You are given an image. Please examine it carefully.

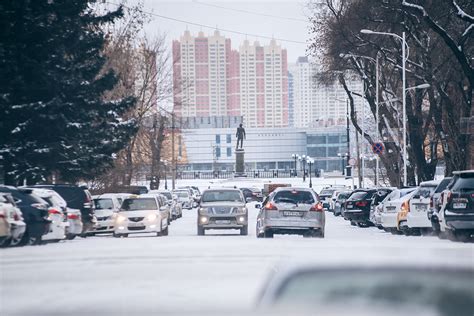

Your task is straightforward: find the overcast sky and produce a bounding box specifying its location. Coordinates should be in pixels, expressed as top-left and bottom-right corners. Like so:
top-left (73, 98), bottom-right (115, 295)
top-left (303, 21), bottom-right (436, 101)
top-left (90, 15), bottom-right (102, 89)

top-left (124, 0), bottom-right (313, 62)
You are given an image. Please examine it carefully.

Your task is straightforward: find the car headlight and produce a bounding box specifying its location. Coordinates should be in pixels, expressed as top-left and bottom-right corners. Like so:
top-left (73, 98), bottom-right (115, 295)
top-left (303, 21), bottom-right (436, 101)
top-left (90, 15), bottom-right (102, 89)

top-left (147, 214), bottom-right (157, 221)
top-left (199, 208), bottom-right (208, 215)
top-left (233, 207), bottom-right (247, 214)
top-left (199, 216), bottom-right (209, 224)
top-left (116, 215), bottom-right (127, 223)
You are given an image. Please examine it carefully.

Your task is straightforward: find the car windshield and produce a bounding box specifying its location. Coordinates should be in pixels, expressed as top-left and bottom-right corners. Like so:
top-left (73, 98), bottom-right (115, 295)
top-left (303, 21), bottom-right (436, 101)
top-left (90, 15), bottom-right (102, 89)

top-left (417, 186), bottom-right (436, 198)
top-left (347, 191), bottom-right (369, 201)
top-left (201, 191), bottom-right (243, 203)
top-left (94, 198), bottom-right (114, 210)
top-left (121, 198), bottom-right (157, 211)
top-left (274, 190), bottom-right (315, 204)
top-left (452, 174), bottom-right (474, 191)
top-left (160, 192), bottom-right (172, 199)
top-left (320, 189), bottom-right (335, 196)
top-left (337, 192), bottom-right (351, 200)
top-left (175, 192), bottom-right (189, 198)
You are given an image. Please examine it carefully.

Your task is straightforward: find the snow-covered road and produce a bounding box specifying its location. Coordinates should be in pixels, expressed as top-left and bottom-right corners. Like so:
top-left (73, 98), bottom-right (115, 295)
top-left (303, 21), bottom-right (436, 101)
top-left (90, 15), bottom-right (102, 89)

top-left (1, 178), bottom-right (473, 315)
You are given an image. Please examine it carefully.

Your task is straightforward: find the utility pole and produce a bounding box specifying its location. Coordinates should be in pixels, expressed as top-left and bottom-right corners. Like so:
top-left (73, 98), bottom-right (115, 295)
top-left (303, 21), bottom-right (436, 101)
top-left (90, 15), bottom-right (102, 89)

top-left (171, 112), bottom-right (176, 190)
top-left (346, 99), bottom-right (351, 177)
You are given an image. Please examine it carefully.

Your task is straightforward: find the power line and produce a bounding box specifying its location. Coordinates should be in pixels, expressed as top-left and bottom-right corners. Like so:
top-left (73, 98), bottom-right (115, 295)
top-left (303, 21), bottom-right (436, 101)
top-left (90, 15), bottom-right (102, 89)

top-left (192, 0), bottom-right (308, 23)
top-left (105, 1), bottom-right (307, 45)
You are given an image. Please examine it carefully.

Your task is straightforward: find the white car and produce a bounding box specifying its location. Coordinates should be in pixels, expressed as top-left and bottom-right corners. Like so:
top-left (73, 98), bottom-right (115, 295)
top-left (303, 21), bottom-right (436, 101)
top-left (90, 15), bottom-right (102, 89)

top-left (93, 194), bottom-right (124, 234)
top-left (173, 190), bottom-right (193, 209)
top-left (406, 180), bottom-right (440, 234)
top-left (0, 193), bottom-right (26, 247)
top-left (381, 188), bottom-right (416, 233)
top-left (65, 208), bottom-right (83, 240)
top-left (113, 195), bottom-right (169, 237)
top-left (28, 188), bottom-right (68, 242)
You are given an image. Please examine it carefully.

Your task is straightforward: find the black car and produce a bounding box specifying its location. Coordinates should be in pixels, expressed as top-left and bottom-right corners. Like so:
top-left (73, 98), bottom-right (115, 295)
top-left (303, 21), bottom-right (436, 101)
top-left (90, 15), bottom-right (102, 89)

top-left (0, 186), bottom-right (50, 245)
top-left (344, 189), bottom-right (377, 227)
top-left (30, 184), bottom-right (95, 234)
top-left (440, 170), bottom-right (474, 241)
top-left (240, 187), bottom-right (263, 202)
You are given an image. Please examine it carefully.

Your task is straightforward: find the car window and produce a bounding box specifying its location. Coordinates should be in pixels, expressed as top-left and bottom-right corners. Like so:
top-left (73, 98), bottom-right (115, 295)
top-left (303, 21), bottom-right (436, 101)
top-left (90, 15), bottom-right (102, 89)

top-left (201, 191), bottom-right (243, 203)
top-left (435, 178), bottom-right (452, 193)
top-left (160, 192), bottom-right (172, 200)
top-left (451, 174), bottom-right (474, 191)
top-left (418, 187), bottom-right (436, 198)
top-left (347, 191), bottom-right (368, 201)
top-left (94, 198), bottom-right (114, 210)
top-left (121, 198), bottom-right (157, 211)
top-left (273, 190), bottom-right (315, 204)
top-left (320, 189), bottom-right (335, 196)
top-left (175, 191), bottom-right (189, 198)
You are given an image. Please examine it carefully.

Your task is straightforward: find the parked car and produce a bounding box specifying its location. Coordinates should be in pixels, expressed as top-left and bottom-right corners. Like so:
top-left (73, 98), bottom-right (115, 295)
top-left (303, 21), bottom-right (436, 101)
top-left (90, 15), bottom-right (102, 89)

top-left (319, 187), bottom-right (345, 212)
top-left (113, 194), bottom-right (169, 237)
top-left (240, 187), bottom-right (263, 202)
top-left (93, 194), bottom-right (124, 234)
top-left (437, 170), bottom-right (474, 242)
top-left (369, 188), bottom-right (394, 226)
top-left (65, 208), bottom-right (83, 240)
top-left (344, 189), bottom-right (377, 227)
top-left (28, 188), bottom-right (68, 242)
top-left (198, 188), bottom-right (248, 236)
top-left (428, 177), bottom-right (453, 235)
top-left (152, 190), bottom-right (182, 220)
top-left (257, 263), bottom-right (474, 315)
top-left (31, 184), bottom-right (95, 235)
top-left (380, 188), bottom-right (417, 234)
top-left (401, 180), bottom-right (440, 235)
top-left (0, 186), bottom-right (50, 245)
top-left (256, 187), bottom-right (325, 238)
top-left (333, 191), bottom-right (352, 216)
top-left (0, 193), bottom-right (26, 247)
top-left (173, 189), bottom-right (193, 209)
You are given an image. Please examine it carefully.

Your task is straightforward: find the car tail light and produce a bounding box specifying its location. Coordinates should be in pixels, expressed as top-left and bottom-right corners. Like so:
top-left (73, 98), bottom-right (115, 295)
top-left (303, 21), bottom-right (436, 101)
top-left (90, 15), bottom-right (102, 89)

top-left (430, 197), bottom-right (433, 208)
top-left (355, 201), bottom-right (368, 207)
top-left (446, 191), bottom-right (452, 204)
top-left (0, 212), bottom-right (5, 219)
top-left (264, 202), bottom-right (278, 210)
top-left (310, 203), bottom-right (324, 212)
top-left (13, 213), bottom-right (21, 221)
top-left (401, 201), bottom-right (410, 212)
top-left (68, 214), bottom-right (80, 220)
top-left (48, 208), bottom-right (61, 215)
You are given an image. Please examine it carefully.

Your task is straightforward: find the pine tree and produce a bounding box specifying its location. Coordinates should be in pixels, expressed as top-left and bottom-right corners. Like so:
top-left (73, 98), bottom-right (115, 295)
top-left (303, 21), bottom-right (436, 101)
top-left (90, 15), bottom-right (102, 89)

top-left (0, 0), bottom-right (137, 185)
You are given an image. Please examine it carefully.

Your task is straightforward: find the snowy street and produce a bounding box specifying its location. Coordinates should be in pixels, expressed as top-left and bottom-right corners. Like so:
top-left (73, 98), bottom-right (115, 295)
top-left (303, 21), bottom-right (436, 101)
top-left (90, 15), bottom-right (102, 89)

top-left (1, 178), bottom-right (473, 315)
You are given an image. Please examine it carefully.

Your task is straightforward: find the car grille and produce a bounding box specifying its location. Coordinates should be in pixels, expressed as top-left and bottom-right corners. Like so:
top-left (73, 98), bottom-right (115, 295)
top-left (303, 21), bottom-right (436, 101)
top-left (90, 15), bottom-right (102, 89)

top-left (97, 216), bottom-right (109, 221)
top-left (209, 207), bottom-right (235, 215)
top-left (128, 226), bottom-right (145, 231)
top-left (128, 217), bottom-right (144, 222)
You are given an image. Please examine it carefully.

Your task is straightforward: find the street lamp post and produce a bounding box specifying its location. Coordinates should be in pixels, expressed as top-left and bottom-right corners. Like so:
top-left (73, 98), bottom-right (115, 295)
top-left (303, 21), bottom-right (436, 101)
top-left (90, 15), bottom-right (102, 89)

top-left (291, 154), bottom-right (298, 177)
top-left (300, 155), bottom-right (307, 182)
top-left (307, 158), bottom-right (314, 188)
top-left (361, 29), bottom-right (407, 186)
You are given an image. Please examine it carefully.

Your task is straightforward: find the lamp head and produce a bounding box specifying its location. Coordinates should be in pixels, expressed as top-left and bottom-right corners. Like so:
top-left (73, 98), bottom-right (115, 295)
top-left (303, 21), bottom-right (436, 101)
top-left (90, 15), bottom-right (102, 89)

top-left (360, 29), bottom-right (374, 34)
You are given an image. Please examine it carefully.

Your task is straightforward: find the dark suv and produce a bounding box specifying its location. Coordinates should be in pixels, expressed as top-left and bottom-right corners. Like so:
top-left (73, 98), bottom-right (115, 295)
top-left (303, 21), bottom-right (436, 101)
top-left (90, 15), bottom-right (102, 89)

top-left (438, 171), bottom-right (474, 242)
top-left (30, 184), bottom-right (95, 235)
top-left (240, 187), bottom-right (263, 202)
top-left (344, 189), bottom-right (377, 227)
top-left (0, 186), bottom-right (50, 245)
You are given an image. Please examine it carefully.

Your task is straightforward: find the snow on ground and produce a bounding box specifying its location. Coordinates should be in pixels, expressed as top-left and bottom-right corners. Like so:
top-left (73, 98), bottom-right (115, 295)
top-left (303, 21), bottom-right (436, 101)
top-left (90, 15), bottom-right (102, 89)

top-left (1, 177), bottom-right (473, 315)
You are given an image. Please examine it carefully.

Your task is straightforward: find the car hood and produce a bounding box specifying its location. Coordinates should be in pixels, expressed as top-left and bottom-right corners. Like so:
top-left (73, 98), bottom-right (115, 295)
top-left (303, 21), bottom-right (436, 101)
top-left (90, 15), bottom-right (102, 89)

top-left (95, 209), bottom-right (115, 217)
top-left (118, 210), bottom-right (157, 217)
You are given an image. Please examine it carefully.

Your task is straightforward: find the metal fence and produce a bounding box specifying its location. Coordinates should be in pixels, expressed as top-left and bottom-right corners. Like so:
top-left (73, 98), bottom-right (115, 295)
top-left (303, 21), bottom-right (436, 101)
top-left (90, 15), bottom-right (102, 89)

top-left (175, 170), bottom-right (301, 179)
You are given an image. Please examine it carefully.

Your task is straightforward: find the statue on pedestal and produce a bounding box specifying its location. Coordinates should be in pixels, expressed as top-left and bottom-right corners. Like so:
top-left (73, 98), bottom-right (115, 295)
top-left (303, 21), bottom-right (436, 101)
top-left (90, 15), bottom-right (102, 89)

top-left (236, 123), bottom-right (246, 150)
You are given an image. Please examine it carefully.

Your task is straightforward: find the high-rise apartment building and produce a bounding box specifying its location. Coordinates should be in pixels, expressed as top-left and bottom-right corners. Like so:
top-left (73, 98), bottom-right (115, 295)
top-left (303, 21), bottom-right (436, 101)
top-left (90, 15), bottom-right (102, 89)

top-left (289, 57), bottom-right (365, 128)
top-left (173, 32), bottom-right (288, 128)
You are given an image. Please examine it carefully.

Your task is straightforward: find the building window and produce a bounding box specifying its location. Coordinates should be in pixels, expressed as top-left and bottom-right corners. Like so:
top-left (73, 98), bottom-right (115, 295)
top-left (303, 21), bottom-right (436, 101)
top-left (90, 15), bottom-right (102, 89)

top-left (226, 134), bottom-right (231, 143)
top-left (216, 147), bottom-right (221, 158)
top-left (216, 135), bottom-right (220, 144)
top-left (227, 147), bottom-right (232, 157)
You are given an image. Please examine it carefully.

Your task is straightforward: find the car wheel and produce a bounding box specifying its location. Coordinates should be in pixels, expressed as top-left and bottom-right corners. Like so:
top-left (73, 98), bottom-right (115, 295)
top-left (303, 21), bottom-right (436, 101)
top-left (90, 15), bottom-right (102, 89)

top-left (350, 221), bottom-right (356, 226)
top-left (113, 232), bottom-right (121, 238)
top-left (256, 229), bottom-right (264, 238)
top-left (240, 225), bottom-right (248, 236)
top-left (264, 229), bottom-right (274, 238)
top-left (0, 237), bottom-right (11, 248)
top-left (312, 229), bottom-right (324, 238)
top-left (66, 234), bottom-right (76, 240)
top-left (431, 218), bottom-right (441, 236)
top-left (162, 225), bottom-right (169, 236)
top-left (197, 225), bottom-right (205, 236)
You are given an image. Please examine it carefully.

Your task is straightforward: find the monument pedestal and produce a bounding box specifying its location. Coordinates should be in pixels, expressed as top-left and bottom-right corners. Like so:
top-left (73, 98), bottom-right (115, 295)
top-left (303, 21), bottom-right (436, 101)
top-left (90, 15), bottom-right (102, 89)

top-left (234, 148), bottom-right (247, 178)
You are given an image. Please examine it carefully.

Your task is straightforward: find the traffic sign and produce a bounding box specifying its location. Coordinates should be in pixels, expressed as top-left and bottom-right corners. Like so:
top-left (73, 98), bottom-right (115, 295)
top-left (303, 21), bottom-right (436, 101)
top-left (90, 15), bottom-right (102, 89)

top-left (372, 142), bottom-right (384, 154)
top-left (348, 158), bottom-right (357, 166)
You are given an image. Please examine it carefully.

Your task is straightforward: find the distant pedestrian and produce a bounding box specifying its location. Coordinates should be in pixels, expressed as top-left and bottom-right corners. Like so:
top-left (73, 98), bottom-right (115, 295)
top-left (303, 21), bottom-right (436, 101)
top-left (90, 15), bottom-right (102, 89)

top-left (236, 123), bottom-right (246, 149)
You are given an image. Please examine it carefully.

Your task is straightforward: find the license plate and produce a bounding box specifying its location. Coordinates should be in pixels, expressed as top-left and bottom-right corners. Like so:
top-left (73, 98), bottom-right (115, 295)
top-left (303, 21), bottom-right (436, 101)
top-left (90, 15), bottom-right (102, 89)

top-left (346, 205), bottom-right (353, 209)
top-left (416, 205), bottom-right (427, 211)
top-left (283, 211), bottom-right (302, 217)
top-left (453, 203), bottom-right (467, 209)
top-left (129, 222), bottom-right (144, 227)
top-left (215, 220), bottom-right (231, 225)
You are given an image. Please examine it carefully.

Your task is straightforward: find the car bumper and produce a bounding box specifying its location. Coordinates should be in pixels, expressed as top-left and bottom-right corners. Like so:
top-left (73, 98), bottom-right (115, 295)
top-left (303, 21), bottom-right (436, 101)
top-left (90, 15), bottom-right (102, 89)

top-left (407, 213), bottom-right (431, 228)
top-left (0, 220), bottom-right (9, 238)
top-left (344, 210), bottom-right (369, 222)
top-left (43, 220), bottom-right (67, 241)
top-left (199, 215), bottom-right (247, 229)
top-left (115, 223), bottom-right (162, 234)
top-left (94, 219), bottom-right (114, 233)
top-left (381, 213), bottom-right (398, 228)
top-left (445, 214), bottom-right (474, 230)
top-left (67, 219), bottom-right (83, 235)
top-left (263, 218), bottom-right (324, 230)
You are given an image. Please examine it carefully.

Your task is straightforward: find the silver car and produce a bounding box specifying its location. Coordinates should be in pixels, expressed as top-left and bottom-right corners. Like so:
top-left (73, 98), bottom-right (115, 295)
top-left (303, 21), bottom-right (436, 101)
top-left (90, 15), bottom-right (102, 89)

top-left (256, 187), bottom-right (325, 238)
top-left (197, 188), bottom-right (248, 236)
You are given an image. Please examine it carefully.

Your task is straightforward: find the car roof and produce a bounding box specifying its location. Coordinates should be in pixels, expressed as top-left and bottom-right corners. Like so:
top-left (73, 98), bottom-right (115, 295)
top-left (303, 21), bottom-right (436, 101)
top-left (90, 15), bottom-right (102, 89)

top-left (274, 187), bottom-right (315, 193)
top-left (452, 170), bottom-right (474, 175)
top-left (419, 180), bottom-right (441, 186)
top-left (203, 188), bottom-right (242, 192)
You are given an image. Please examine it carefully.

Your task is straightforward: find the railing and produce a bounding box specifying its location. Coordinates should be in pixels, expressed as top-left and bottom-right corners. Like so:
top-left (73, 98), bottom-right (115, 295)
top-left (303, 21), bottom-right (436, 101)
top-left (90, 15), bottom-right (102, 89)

top-left (175, 170), bottom-right (300, 179)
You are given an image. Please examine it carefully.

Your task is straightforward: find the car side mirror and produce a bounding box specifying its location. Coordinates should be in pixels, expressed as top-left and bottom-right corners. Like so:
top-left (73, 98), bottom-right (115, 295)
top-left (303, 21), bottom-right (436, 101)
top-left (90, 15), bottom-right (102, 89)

top-left (255, 204), bottom-right (261, 209)
top-left (246, 197), bottom-right (252, 203)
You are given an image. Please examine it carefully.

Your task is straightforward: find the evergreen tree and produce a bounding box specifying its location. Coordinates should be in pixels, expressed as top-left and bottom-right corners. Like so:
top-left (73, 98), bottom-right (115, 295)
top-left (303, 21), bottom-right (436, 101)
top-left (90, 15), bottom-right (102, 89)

top-left (0, 0), bottom-right (137, 185)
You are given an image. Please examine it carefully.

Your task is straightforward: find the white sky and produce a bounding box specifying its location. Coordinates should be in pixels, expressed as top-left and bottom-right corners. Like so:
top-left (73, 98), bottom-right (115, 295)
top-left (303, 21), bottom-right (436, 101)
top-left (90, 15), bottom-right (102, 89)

top-left (124, 0), bottom-right (313, 62)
